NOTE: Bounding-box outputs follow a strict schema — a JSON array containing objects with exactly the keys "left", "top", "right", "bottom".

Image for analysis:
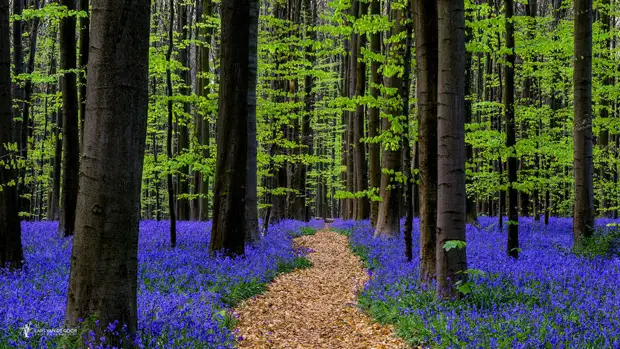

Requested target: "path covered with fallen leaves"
[{"left": 234, "top": 229, "right": 407, "bottom": 348}]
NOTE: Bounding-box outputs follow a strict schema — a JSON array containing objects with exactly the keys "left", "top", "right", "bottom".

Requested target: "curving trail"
[{"left": 234, "top": 229, "right": 407, "bottom": 349}]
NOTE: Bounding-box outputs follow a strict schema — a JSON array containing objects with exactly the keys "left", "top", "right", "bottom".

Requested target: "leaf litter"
[{"left": 234, "top": 229, "right": 409, "bottom": 348}]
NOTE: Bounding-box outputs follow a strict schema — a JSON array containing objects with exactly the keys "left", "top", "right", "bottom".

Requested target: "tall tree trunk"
[
  {"left": 197, "top": 0, "right": 213, "bottom": 222},
  {"left": 177, "top": 1, "right": 190, "bottom": 221},
  {"left": 374, "top": 6, "right": 404, "bottom": 238},
  {"left": 0, "top": 0, "right": 23, "bottom": 269},
  {"left": 368, "top": 0, "right": 381, "bottom": 227},
  {"left": 505, "top": 0, "right": 519, "bottom": 259},
  {"left": 415, "top": 0, "right": 438, "bottom": 282},
  {"left": 402, "top": 2, "right": 414, "bottom": 262},
  {"left": 12, "top": 0, "right": 26, "bottom": 217},
  {"left": 59, "top": 0, "right": 79, "bottom": 236},
  {"left": 210, "top": 0, "right": 257, "bottom": 256},
  {"left": 245, "top": 0, "right": 259, "bottom": 242},
  {"left": 573, "top": 0, "right": 594, "bottom": 248},
  {"left": 353, "top": 0, "right": 369, "bottom": 220},
  {"left": 65, "top": 0, "right": 150, "bottom": 336},
  {"left": 436, "top": 0, "right": 468, "bottom": 300},
  {"left": 598, "top": 0, "right": 612, "bottom": 217},
  {"left": 78, "top": 0, "right": 89, "bottom": 151},
  {"left": 166, "top": 0, "right": 177, "bottom": 248}
]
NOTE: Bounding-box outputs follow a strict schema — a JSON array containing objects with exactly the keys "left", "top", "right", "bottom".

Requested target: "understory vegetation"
[
  {"left": 333, "top": 218, "right": 620, "bottom": 349},
  {"left": 0, "top": 220, "right": 322, "bottom": 348}
]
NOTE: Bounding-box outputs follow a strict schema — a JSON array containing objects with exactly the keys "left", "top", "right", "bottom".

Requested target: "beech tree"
[
  {"left": 505, "top": 0, "right": 518, "bottom": 259},
  {"left": 210, "top": 0, "right": 259, "bottom": 255},
  {"left": 0, "top": 0, "right": 23, "bottom": 269},
  {"left": 65, "top": 0, "right": 151, "bottom": 336},
  {"left": 436, "top": 0, "right": 468, "bottom": 299},
  {"left": 415, "top": 0, "right": 438, "bottom": 282},
  {"left": 573, "top": 0, "right": 594, "bottom": 248},
  {"left": 58, "top": 0, "right": 79, "bottom": 237}
]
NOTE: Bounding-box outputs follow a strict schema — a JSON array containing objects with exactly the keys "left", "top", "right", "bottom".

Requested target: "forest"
[{"left": 0, "top": 0, "right": 619, "bottom": 347}]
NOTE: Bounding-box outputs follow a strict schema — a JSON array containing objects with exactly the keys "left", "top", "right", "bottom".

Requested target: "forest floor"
[{"left": 234, "top": 228, "right": 407, "bottom": 349}]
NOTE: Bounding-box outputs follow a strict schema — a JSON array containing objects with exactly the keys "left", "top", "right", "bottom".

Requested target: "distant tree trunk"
[
  {"left": 210, "top": 0, "right": 257, "bottom": 256},
  {"left": 402, "top": 3, "right": 414, "bottom": 262},
  {"left": 0, "top": 0, "right": 23, "bottom": 269},
  {"left": 464, "top": 7, "right": 477, "bottom": 224},
  {"left": 166, "top": 0, "right": 176, "bottom": 248},
  {"left": 374, "top": 6, "right": 404, "bottom": 238},
  {"left": 353, "top": 0, "right": 369, "bottom": 220},
  {"left": 368, "top": 0, "right": 381, "bottom": 227},
  {"left": 59, "top": 0, "right": 79, "bottom": 237},
  {"left": 197, "top": 0, "right": 213, "bottom": 222},
  {"left": 522, "top": 0, "right": 536, "bottom": 219},
  {"left": 505, "top": 0, "right": 519, "bottom": 259},
  {"left": 177, "top": 1, "right": 190, "bottom": 221},
  {"left": 598, "top": 0, "right": 612, "bottom": 217},
  {"left": 415, "top": 0, "right": 438, "bottom": 282},
  {"left": 78, "top": 0, "right": 89, "bottom": 151},
  {"left": 573, "top": 0, "right": 594, "bottom": 248},
  {"left": 436, "top": 0, "right": 468, "bottom": 300},
  {"left": 64, "top": 0, "right": 150, "bottom": 336}
]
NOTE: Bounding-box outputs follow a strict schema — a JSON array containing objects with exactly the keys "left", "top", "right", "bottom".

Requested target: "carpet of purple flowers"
[
  {"left": 332, "top": 217, "right": 620, "bottom": 349},
  {"left": 0, "top": 219, "right": 324, "bottom": 348}
]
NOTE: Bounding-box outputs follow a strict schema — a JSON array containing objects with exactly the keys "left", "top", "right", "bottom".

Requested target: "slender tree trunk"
[
  {"left": 197, "top": 0, "right": 213, "bottom": 222},
  {"left": 415, "top": 0, "right": 438, "bottom": 282},
  {"left": 59, "top": 0, "right": 79, "bottom": 236},
  {"left": 166, "top": 0, "right": 177, "bottom": 247},
  {"left": 402, "top": 3, "right": 414, "bottom": 262},
  {"left": 176, "top": 1, "right": 190, "bottom": 221},
  {"left": 78, "top": 0, "right": 89, "bottom": 151},
  {"left": 12, "top": 0, "right": 26, "bottom": 217},
  {"left": 436, "top": 0, "right": 468, "bottom": 300},
  {"left": 210, "top": 0, "right": 258, "bottom": 256},
  {"left": 505, "top": 0, "right": 519, "bottom": 259},
  {"left": 0, "top": 0, "right": 23, "bottom": 269},
  {"left": 353, "top": 0, "right": 369, "bottom": 220},
  {"left": 368, "top": 0, "right": 382, "bottom": 227},
  {"left": 65, "top": 0, "right": 150, "bottom": 336},
  {"left": 573, "top": 0, "right": 594, "bottom": 248}
]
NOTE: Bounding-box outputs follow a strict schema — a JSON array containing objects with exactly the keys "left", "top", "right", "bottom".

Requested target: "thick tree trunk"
[
  {"left": 64, "top": 0, "right": 150, "bottom": 336},
  {"left": 210, "top": 0, "right": 257, "bottom": 256},
  {"left": 374, "top": 7, "right": 404, "bottom": 238},
  {"left": 59, "top": 0, "right": 79, "bottom": 237},
  {"left": 436, "top": 0, "right": 468, "bottom": 300},
  {"left": 415, "top": 0, "right": 438, "bottom": 282},
  {"left": 0, "top": 0, "right": 23, "bottom": 269},
  {"left": 573, "top": 0, "right": 594, "bottom": 248},
  {"left": 505, "top": 0, "right": 519, "bottom": 259},
  {"left": 245, "top": 0, "right": 259, "bottom": 242}
]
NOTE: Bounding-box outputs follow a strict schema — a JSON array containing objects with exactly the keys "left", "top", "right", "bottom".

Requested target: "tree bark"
[
  {"left": 573, "top": 0, "right": 594, "bottom": 248},
  {"left": 0, "top": 0, "right": 23, "bottom": 269},
  {"left": 436, "top": 0, "right": 468, "bottom": 300},
  {"left": 368, "top": 0, "right": 381, "bottom": 227},
  {"left": 59, "top": 0, "right": 79, "bottom": 236},
  {"left": 505, "top": 0, "right": 519, "bottom": 259},
  {"left": 65, "top": 0, "right": 150, "bottom": 336},
  {"left": 374, "top": 6, "right": 404, "bottom": 238},
  {"left": 210, "top": 0, "right": 257, "bottom": 256},
  {"left": 166, "top": 0, "right": 177, "bottom": 247},
  {"left": 415, "top": 0, "right": 438, "bottom": 282}
]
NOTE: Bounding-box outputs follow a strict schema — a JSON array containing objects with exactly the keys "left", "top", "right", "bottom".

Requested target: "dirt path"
[{"left": 234, "top": 229, "right": 407, "bottom": 349}]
